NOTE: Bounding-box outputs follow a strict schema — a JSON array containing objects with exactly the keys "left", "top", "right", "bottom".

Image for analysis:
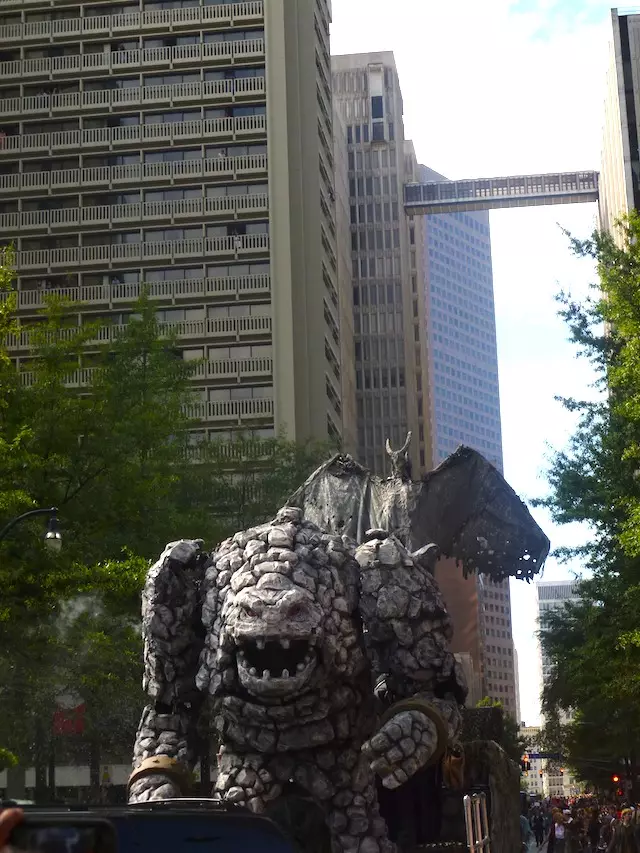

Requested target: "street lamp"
[{"left": 0, "top": 507, "right": 62, "bottom": 552}]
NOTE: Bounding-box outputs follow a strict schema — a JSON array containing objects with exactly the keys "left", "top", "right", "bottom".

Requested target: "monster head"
[{"left": 196, "top": 507, "right": 368, "bottom": 706}]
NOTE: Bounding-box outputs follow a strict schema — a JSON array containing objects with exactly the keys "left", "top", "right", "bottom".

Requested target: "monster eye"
[{"left": 240, "top": 602, "right": 255, "bottom": 617}]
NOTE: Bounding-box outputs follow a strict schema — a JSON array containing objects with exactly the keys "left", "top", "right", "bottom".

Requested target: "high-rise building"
[
  {"left": 420, "top": 166, "right": 502, "bottom": 471},
  {"left": 536, "top": 580, "right": 581, "bottom": 797},
  {"left": 600, "top": 9, "right": 640, "bottom": 235},
  {"left": 331, "top": 52, "right": 431, "bottom": 475},
  {"left": 536, "top": 580, "right": 580, "bottom": 692},
  {"left": 0, "top": 0, "right": 354, "bottom": 447},
  {"left": 419, "top": 165, "right": 517, "bottom": 715}
]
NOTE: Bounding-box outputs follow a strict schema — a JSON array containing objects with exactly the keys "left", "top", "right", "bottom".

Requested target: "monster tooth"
[
  {"left": 263, "top": 669, "right": 270, "bottom": 679},
  {"left": 297, "top": 662, "right": 305, "bottom": 672},
  {"left": 256, "top": 638, "right": 265, "bottom": 650},
  {"left": 282, "top": 669, "right": 289, "bottom": 679},
  {"left": 249, "top": 667, "right": 257, "bottom": 676},
  {"left": 280, "top": 638, "right": 290, "bottom": 649}
]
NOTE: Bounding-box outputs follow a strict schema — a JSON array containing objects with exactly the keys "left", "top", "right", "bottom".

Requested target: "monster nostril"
[{"left": 288, "top": 602, "right": 304, "bottom": 618}]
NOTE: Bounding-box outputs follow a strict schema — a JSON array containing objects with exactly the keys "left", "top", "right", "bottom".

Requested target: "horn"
[
  {"left": 385, "top": 438, "right": 393, "bottom": 456},
  {"left": 400, "top": 431, "right": 412, "bottom": 454}
]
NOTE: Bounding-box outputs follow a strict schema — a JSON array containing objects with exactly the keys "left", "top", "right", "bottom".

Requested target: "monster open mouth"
[{"left": 236, "top": 638, "right": 317, "bottom": 694}]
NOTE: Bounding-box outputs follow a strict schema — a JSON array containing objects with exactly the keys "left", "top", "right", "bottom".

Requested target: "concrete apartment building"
[
  {"left": 0, "top": 0, "right": 354, "bottom": 448},
  {"left": 419, "top": 165, "right": 517, "bottom": 717},
  {"left": 331, "top": 52, "right": 430, "bottom": 475},
  {"left": 600, "top": 9, "right": 640, "bottom": 235},
  {"left": 537, "top": 580, "right": 581, "bottom": 797}
]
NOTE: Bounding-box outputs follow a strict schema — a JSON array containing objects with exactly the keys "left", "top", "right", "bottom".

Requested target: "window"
[
  {"left": 371, "top": 95, "right": 384, "bottom": 119},
  {"left": 355, "top": 125, "right": 361, "bottom": 143},
  {"left": 388, "top": 121, "right": 395, "bottom": 140},
  {"left": 347, "top": 125, "right": 353, "bottom": 144},
  {"left": 372, "top": 122, "right": 385, "bottom": 142}
]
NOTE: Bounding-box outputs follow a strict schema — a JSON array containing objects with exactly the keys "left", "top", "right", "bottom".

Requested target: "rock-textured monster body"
[{"left": 128, "top": 507, "right": 467, "bottom": 853}]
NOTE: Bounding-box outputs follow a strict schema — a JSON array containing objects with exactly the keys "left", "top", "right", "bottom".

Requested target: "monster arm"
[
  {"left": 128, "top": 540, "right": 208, "bottom": 803},
  {"left": 356, "top": 533, "right": 467, "bottom": 789}
]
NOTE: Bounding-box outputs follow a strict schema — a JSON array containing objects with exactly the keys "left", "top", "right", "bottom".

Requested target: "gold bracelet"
[{"left": 127, "top": 755, "right": 192, "bottom": 796}]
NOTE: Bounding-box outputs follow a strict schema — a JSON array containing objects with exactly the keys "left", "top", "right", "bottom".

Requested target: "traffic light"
[
  {"left": 520, "top": 754, "right": 531, "bottom": 772},
  {"left": 612, "top": 774, "right": 620, "bottom": 784}
]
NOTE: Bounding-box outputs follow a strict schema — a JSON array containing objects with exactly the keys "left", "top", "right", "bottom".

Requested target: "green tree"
[
  {"left": 536, "top": 212, "right": 640, "bottom": 793},
  {"left": 0, "top": 281, "right": 336, "bottom": 797},
  {"left": 476, "top": 697, "right": 527, "bottom": 763}
]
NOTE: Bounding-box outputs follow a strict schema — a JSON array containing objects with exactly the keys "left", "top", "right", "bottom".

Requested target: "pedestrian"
[
  {"left": 549, "top": 811, "right": 568, "bottom": 853},
  {"left": 533, "top": 811, "right": 546, "bottom": 847},
  {"left": 522, "top": 813, "right": 535, "bottom": 853},
  {"left": 606, "top": 808, "right": 640, "bottom": 853},
  {"left": 588, "top": 809, "right": 601, "bottom": 853}
]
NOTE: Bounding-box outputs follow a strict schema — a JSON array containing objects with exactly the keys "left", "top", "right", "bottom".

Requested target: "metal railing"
[
  {"left": 0, "top": 0, "right": 263, "bottom": 28},
  {"left": 3, "top": 274, "right": 271, "bottom": 310},
  {"left": 4, "top": 314, "right": 272, "bottom": 350},
  {"left": 19, "top": 357, "right": 272, "bottom": 387},
  {"left": 0, "top": 115, "right": 267, "bottom": 157},
  {"left": 15, "top": 234, "right": 270, "bottom": 270},
  {"left": 0, "top": 193, "right": 269, "bottom": 232},
  {"left": 0, "top": 77, "right": 265, "bottom": 118},
  {"left": 0, "top": 39, "right": 265, "bottom": 81},
  {"left": 183, "top": 397, "right": 273, "bottom": 422},
  {"left": 0, "top": 154, "right": 268, "bottom": 194},
  {"left": 463, "top": 793, "right": 491, "bottom": 853}
]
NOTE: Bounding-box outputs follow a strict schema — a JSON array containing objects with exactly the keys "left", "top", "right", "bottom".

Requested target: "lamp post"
[{"left": 0, "top": 507, "right": 62, "bottom": 551}]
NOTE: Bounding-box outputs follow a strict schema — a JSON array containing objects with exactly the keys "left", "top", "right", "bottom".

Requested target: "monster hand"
[
  {"left": 129, "top": 772, "right": 183, "bottom": 803},
  {"left": 362, "top": 708, "right": 444, "bottom": 789}
]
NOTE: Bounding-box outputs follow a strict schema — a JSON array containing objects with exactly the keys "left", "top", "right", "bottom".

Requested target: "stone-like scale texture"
[{"left": 129, "top": 507, "right": 467, "bottom": 853}]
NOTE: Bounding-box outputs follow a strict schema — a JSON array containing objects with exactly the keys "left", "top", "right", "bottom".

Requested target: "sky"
[{"left": 330, "top": 0, "right": 617, "bottom": 724}]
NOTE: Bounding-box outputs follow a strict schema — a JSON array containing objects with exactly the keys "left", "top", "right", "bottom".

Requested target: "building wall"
[
  {"left": 420, "top": 166, "right": 502, "bottom": 471},
  {"left": 331, "top": 52, "right": 430, "bottom": 475},
  {"left": 334, "top": 103, "right": 357, "bottom": 453},
  {"left": 420, "top": 164, "right": 516, "bottom": 716},
  {"left": 0, "top": 0, "right": 350, "bottom": 447},
  {"left": 536, "top": 580, "right": 581, "bottom": 797},
  {"left": 599, "top": 10, "right": 636, "bottom": 236}
]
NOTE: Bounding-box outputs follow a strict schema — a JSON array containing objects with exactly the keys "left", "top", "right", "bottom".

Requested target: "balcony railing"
[
  {"left": 15, "top": 234, "right": 270, "bottom": 270},
  {"left": 183, "top": 397, "right": 274, "bottom": 423},
  {"left": 0, "top": 115, "right": 267, "bottom": 157},
  {"left": 0, "top": 1, "right": 264, "bottom": 29},
  {"left": 8, "top": 274, "right": 271, "bottom": 310},
  {"left": 0, "top": 154, "right": 268, "bottom": 195},
  {"left": 0, "top": 39, "right": 265, "bottom": 81},
  {"left": 0, "top": 77, "right": 265, "bottom": 118},
  {"left": 19, "top": 357, "right": 272, "bottom": 387},
  {"left": 191, "top": 356, "right": 272, "bottom": 380},
  {"left": 0, "top": 194, "right": 269, "bottom": 233},
  {"left": 5, "top": 314, "right": 272, "bottom": 351}
]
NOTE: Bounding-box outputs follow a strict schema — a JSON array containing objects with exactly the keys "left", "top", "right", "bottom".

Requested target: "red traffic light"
[{"left": 612, "top": 775, "right": 620, "bottom": 783}]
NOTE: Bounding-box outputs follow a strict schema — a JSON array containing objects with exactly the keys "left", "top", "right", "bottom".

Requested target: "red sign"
[{"left": 52, "top": 703, "right": 86, "bottom": 735}]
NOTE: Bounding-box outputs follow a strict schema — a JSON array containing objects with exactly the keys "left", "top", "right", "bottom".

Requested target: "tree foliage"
[
  {"left": 475, "top": 697, "right": 527, "bottom": 763},
  {"left": 0, "top": 266, "right": 334, "bottom": 793},
  {"left": 537, "top": 212, "right": 640, "bottom": 790}
]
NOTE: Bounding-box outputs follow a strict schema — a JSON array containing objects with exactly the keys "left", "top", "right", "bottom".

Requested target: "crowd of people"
[{"left": 521, "top": 801, "right": 640, "bottom": 853}]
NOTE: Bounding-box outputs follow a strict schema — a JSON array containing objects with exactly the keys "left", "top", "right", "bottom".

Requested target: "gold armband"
[
  {"left": 379, "top": 697, "right": 449, "bottom": 767},
  {"left": 127, "top": 755, "right": 192, "bottom": 797}
]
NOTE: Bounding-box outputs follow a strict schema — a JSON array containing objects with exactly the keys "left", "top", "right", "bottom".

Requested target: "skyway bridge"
[{"left": 404, "top": 170, "right": 599, "bottom": 215}]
